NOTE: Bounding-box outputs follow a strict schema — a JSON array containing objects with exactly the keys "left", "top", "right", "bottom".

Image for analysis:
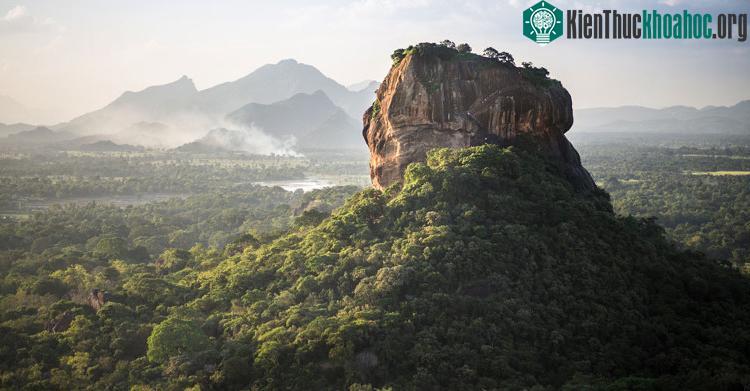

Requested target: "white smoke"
[
  {"left": 78, "top": 108, "right": 301, "bottom": 155},
  {"left": 204, "top": 120, "right": 300, "bottom": 156}
]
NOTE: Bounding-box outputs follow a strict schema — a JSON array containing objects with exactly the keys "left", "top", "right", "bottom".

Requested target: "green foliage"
[
  {"left": 93, "top": 235, "right": 128, "bottom": 259},
  {"left": 390, "top": 49, "right": 405, "bottom": 65},
  {"left": 204, "top": 144, "right": 747, "bottom": 389},
  {"left": 156, "top": 248, "right": 191, "bottom": 273},
  {"left": 580, "top": 142, "right": 750, "bottom": 267},
  {"left": 28, "top": 278, "right": 69, "bottom": 297},
  {"left": 390, "top": 42, "right": 478, "bottom": 66},
  {"left": 390, "top": 41, "right": 515, "bottom": 71},
  {"left": 497, "top": 51, "right": 515, "bottom": 65},
  {"left": 370, "top": 99, "right": 381, "bottom": 119},
  {"left": 146, "top": 317, "right": 211, "bottom": 363},
  {"left": 293, "top": 209, "right": 329, "bottom": 228},
  {"left": 456, "top": 42, "right": 472, "bottom": 53},
  {"left": 439, "top": 39, "right": 456, "bottom": 49},
  {"left": 223, "top": 233, "right": 260, "bottom": 257},
  {"left": 0, "top": 184, "right": 357, "bottom": 259},
  {"left": 0, "top": 150, "right": 361, "bottom": 389},
  {"left": 0, "top": 152, "right": 308, "bottom": 210},
  {"left": 482, "top": 46, "right": 499, "bottom": 58},
  {"left": 520, "top": 61, "right": 560, "bottom": 87},
  {"left": 1, "top": 143, "right": 750, "bottom": 390}
]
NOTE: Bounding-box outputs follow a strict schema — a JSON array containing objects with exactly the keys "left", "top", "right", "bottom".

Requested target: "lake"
[
  {"left": 253, "top": 175, "right": 370, "bottom": 192},
  {"left": 252, "top": 179, "right": 336, "bottom": 192}
]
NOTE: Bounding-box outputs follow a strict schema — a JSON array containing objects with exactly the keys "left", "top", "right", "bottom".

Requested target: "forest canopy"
[{"left": 1, "top": 144, "right": 748, "bottom": 390}]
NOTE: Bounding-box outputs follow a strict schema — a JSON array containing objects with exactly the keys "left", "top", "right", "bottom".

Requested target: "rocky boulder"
[
  {"left": 87, "top": 288, "right": 108, "bottom": 312},
  {"left": 363, "top": 44, "right": 595, "bottom": 191}
]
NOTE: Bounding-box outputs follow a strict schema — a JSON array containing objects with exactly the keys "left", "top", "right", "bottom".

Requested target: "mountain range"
[
  {"left": 4, "top": 126, "right": 73, "bottom": 145},
  {"left": 3, "top": 58, "right": 748, "bottom": 152},
  {"left": 0, "top": 122, "right": 35, "bottom": 138},
  {"left": 573, "top": 100, "right": 750, "bottom": 134},
  {"left": 228, "top": 90, "right": 341, "bottom": 138},
  {"left": 5, "top": 59, "right": 379, "bottom": 151},
  {"left": 347, "top": 80, "right": 379, "bottom": 92},
  {"left": 224, "top": 90, "right": 363, "bottom": 149},
  {"left": 192, "top": 59, "right": 375, "bottom": 118}
]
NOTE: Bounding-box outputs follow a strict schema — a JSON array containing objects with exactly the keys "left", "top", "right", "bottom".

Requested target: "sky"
[{"left": 0, "top": 0, "right": 748, "bottom": 123}]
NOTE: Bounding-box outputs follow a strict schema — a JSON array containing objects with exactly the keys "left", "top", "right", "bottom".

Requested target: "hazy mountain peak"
[
  {"left": 0, "top": 122, "right": 35, "bottom": 137},
  {"left": 5, "top": 125, "right": 74, "bottom": 144},
  {"left": 58, "top": 74, "right": 201, "bottom": 138},
  {"left": 276, "top": 58, "right": 299, "bottom": 65},
  {"left": 282, "top": 90, "right": 334, "bottom": 106},
  {"left": 347, "top": 80, "right": 379, "bottom": 92},
  {"left": 297, "top": 108, "right": 364, "bottom": 150},
  {"left": 574, "top": 98, "right": 750, "bottom": 133},
  {"left": 226, "top": 89, "right": 345, "bottom": 143},
  {"left": 192, "top": 57, "right": 349, "bottom": 116},
  {"left": 249, "top": 58, "right": 319, "bottom": 78},
  {"left": 115, "top": 75, "right": 197, "bottom": 103},
  {"left": 55, "top": 60, "right": 379, "bottom": 143}
]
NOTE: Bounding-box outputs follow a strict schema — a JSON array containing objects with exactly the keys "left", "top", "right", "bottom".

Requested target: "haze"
[{"left": 0, "top": 0, "right": 748, "bottom": 124}]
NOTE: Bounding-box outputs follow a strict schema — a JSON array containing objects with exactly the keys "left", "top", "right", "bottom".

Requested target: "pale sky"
[{"left": 0, "top": 0, "right": 748, "bottom": 123}]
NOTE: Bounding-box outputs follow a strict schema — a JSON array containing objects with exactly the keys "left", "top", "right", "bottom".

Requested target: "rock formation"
[
  {"left": 46, "top": 311, "right": 74, "bottom": 333},
  {"left": 363, "top": 44, "right": 595, "bottom": 191},
  {"left": 87, "top": 288, "right": 108, "bottom": 311}
]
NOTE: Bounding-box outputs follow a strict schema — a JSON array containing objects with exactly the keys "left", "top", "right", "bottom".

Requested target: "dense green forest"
[
  {"left": 1, "top": 144, "right": 749, "bottom": 390},
  {"left": 0, "top": 150, "right": 368, "bottom": 211},
  {"left": 4, "top": 141, "right": 746, "bottom": 269},
  {"left": 578, "top": 141, "right": 750, "bottom": 266}
]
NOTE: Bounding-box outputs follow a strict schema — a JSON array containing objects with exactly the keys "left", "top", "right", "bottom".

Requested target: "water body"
[
  {"left": 253, "top": 175, "right": 371, "bottom": 192},
  {"left": 253, "top": 179, "right": 335, "bottom": 192}
]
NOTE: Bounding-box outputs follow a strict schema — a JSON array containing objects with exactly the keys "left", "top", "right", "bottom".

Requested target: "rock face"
[
  {"left": 46, "top": 311, "right": 74, "bottom": 333},
  {"left": 87, "top": 289, "right": 108, "bottom": 312},
  {"left": 363, "top": 49, "right": 595, "bottom": 191}
]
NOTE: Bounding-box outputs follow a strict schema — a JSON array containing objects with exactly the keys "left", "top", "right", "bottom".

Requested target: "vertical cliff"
[{"left": 363, "top": 44, "right": 595, "bottom": 191}]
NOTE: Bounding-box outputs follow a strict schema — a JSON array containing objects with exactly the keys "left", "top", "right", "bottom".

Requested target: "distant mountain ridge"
[
  {"left": 48, "top": 59, "right": 378, "bottom": 151},
  {"left": 0, "top": 122, "right": 35, "bottom": 138},
  {"left": 347, "top": 80, "right": 380, "bottom": 93},
  {"left": 194, "top": 59, "right": 373, "bottom": 118},
  {"left": 227, "top": 90, "right": 345, "bottom": 138},
  {"left": 57, "top": 77, "right": 199, "bottom": 137},
  {"left": 4, "top": 126, "right": 74, "bottom": 144},
  {"left": 182, "top": 89, "right": 365, "bottom": 152},
  {"left": 573, "top": 100, "right": 750, "bottom": 134},
  {"left": 221, "top": 89, "right": 365, "bottom": 151},
  {"left": 20, "top": 57, "right": 748, "bottom": 150},
  {"left": 298, "top": 109, "right": 364, "bottom": 150}
]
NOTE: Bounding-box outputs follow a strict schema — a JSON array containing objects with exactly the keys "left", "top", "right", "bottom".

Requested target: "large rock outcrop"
[{"left": 363, "top": 46, "right": 595, "bottom": 191}]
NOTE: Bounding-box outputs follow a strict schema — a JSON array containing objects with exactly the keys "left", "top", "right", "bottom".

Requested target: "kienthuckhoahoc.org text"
[{"left": 567, "top": 10, "right": 747, "bottom": 41}]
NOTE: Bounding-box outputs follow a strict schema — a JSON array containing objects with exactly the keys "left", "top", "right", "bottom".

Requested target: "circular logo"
[{"left": 523, "top": 1, "right": 564, "bottom": 45}]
